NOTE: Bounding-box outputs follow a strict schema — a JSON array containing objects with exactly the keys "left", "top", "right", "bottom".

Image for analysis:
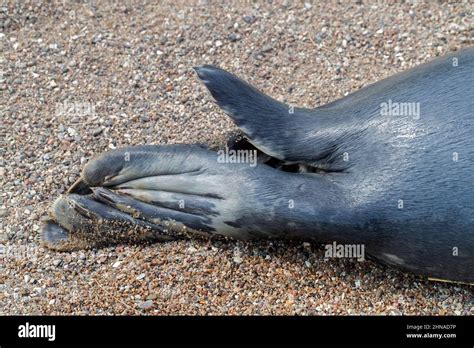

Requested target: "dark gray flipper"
[
  {"left": 40, "top": 49, "right": 474, "bottom": 283},
  {"left": 92, "top": 187, "right": 217, "bottom": 235},
  {"left": 110, "top": 188, "right": 221, "bottom": 216},
  {"left": 194, "top": 65, "right": 354, "bottom": 171},
  {"left": 81, "top": 144, "right": 213, "bottom": 187},
  {"left": 41, "top": 193, "right": 176, "bottom": 251},
  {"left": 41, "top": 221, "right": 72, "bottom": 248}
]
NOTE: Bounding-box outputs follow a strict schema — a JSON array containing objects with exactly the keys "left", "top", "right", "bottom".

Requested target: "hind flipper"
[
  {"left": 92, "top": 187, "right": 218, "bottom": 236},
  {"left": 40, "top": 193, "right": 176, "bottom": 251},
  {"left": 41, "top": 145, "right": 263, "bottom": 250},
  {"left": 195, "top": 65, "right": 352, "bottom": 171},
  {"left": 80, "top": 144, "right": 214, "bottom": 187},
  {"left": 41, "top": 221, "right": 77, "bottom": 251}
]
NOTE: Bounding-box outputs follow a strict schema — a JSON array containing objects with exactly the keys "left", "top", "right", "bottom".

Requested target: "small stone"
[
  {"left": 52, "top": 259, "right": 62, "bottom": 267},
  {"left": 92, "top": 127, "right": 103, "bottom": 136},
  {"left": 136, "top": 273, "right": 146, "bottom": 281},
  {"left": 97, "top": 255, "right": 107, "bottom": 263},
  {"left": 138, "top": 300, "right": 153, "bottom": 309},
  {"left": 354, "top": 280, "right": 361, "bottom": 288},
  {"left": 261, "top": 44, "right": 273, "bottom": 53},
  {"left": 376, "top": 288, "right": 383, "bottom": 299},
  {"left": 91, "top": 34, "right": 102, "bottom": 44},
  {"left": 448, "top": 23, "right": 460, "bottom": 31},
  {"left": 112, "top": 261, "right": 121, "bottom": 268},
  {"left": 233, "top": 256, "right": 243, "bottom": 264},
  {"left": 147, "top": 294, "right": 158, "bottom": 301},
  {"left": 187, "top": 246, "right": 197, "bottom": 253},
  {"left": 305, "top": 261, "right": 312, "bottom": 268},
  {"left": 243, "top": 15, "right": 256, "bottom": 24},
  {"left": 215, "top": 40, "right": 223, "bottom": 47},
  {"left": 228, "top": 33, "right": 241, "bottom": 42},
  {"left": 67, "top": 127, "right": 77, "bottom": 137}
]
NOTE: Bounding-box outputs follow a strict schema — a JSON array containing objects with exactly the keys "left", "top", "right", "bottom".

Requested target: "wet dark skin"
[{"left": 42, "top": 48, "right": 474, "bottom": 283}]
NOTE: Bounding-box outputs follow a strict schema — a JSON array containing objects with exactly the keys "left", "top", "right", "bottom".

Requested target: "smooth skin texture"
[{"left": 42, "top": 48, "right": 474, "bottom": 283}]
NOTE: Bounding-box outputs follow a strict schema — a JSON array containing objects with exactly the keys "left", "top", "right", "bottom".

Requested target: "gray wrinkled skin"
[{"left": 42, "top": 48, "right": 474, "bottom": 283}]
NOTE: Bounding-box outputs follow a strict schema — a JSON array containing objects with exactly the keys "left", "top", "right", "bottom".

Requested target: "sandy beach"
[{"left": 1, "top": 0, "right": 473, "bottom": 315}]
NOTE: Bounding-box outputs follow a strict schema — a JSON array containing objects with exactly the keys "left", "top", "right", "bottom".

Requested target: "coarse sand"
[{"left": 1, "top": 1, "right": 473, "bottom": 315}]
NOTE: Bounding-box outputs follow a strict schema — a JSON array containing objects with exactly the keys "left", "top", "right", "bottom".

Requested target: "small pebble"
[
  {"left": 138, "top": 300, "right": 153, "bottom": 309},
  {"left": 228, "top": 33, "right": 241, "bottom": 42},
  {"left": 243, "top": 15, "right": 256, "bottom": 24},
  {"left": 2, "top": 1, "right": 471, "bottom": 317},
  {"left": 112, "top": 261, "right": 122, "bottom": 268},
  {"left": 92, "top": 127, "right": 103, "bottom": 136}
]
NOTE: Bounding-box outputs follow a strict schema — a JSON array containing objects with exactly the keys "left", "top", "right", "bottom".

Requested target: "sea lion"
[{"left": 41, "top": 47, "right": 474, "bottom": 283}]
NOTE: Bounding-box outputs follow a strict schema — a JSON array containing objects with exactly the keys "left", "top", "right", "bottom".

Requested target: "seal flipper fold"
[
  {"left": 67, "top": 178, "right": 92, "bottom": 195},
  {"left": 41, "top": 144, "right": 229, "bottom": 250},
  {"left": 81, "top": 144, "right": 212, "bottom": 187},
  {"left": 91, "top": 187, "right": 216, "bottom": 234},
  {"left": 40, "top": 193, "right": 176, "bottom": 250}
]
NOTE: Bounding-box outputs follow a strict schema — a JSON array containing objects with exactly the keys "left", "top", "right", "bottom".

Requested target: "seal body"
[{"left": 42, "top": 48, "right": 474, "bottom": 283}]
